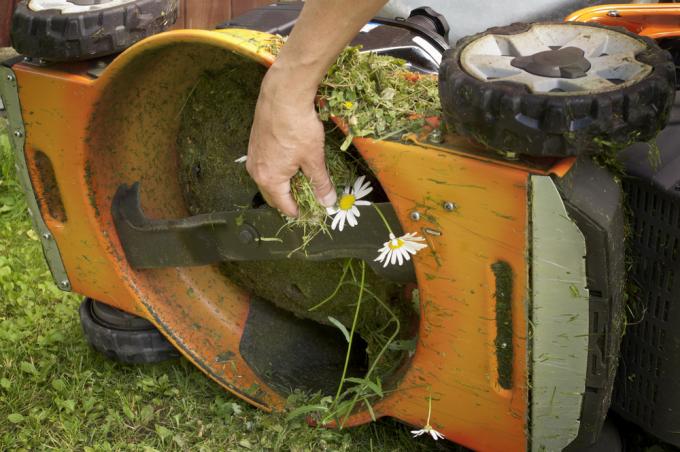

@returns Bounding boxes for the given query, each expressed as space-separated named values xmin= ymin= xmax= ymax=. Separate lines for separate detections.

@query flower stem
xmin=371 ymin=203 xmax=394 ymax=235
xmin=333 ymin=260 xmax=366 ymax=402
xmin=308 ymin=259 xmax=352 ymax=312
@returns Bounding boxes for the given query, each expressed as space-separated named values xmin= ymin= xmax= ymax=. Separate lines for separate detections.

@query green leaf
xmin=51 ymin=379 xmax=66 ymax=392
xmin=327 ymin=316 xmax=350 ymax=343
xmin=155 ymin=424 xmax=172 ymax=441
xmin=286 ymin=404 xmax=328 ymax=422
xmin=122 ymin=405 xmax=134 ymax=421
xmin=19 ymin=361 xmax=38 ymax=375
xmin=7 ymin=413 xmax=24 ymax=424
xmin=363 ymin=398 xmax=376 ymax=422
xmin=0 ymin=378 xmax=10 ymax=390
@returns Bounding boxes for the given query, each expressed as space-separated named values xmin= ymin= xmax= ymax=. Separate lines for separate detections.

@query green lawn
xmin=0 ymin=118 xmax=453 ymax=451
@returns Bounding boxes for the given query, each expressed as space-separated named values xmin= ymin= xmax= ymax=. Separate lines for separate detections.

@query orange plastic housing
xmin=9 ymin=29 xmax=577 ymax=451
xmin=566 ymin=3 xmax=680 ymax=39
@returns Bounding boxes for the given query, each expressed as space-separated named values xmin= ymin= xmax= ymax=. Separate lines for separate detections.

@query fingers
xmin=261 ymin=181 xmax=299 ymax=218
xmin=301 ymin=154 xmax=337 ymax=208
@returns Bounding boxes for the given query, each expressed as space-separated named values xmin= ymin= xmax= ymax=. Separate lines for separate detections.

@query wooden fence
xmin=0 ymin=0 xmax=273 ymax=48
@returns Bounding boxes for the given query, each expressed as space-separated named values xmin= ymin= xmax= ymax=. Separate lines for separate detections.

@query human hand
xmin=246 ymin=66 xmax=337 ymax=218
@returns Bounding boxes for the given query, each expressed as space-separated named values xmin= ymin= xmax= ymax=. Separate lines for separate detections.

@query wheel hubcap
xmin=461 ymin=24 xmax=652 ymax=94
xmin=511 ymin=46 xmax=591 ymax=79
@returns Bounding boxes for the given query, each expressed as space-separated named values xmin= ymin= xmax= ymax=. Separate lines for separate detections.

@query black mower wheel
xmin=439 ymin=22 xmax=676 ymax=157
xmin=79 ymin=298 xmax=179 ymax=364
xmin=11 ymin=0 xmax=178 ymax=62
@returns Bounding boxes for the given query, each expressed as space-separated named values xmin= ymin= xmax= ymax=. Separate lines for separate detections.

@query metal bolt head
xmin=13 ymin=129 xmax=23 ymax=138
xmin=428 ymin=129 xmax=443 ymax=144
xmin=6 ymin=74 xmax=14 ymax=82
xmin=410 ymin=211 xmax=421 ymax=221
xmin=607 ymin=10 xmax=621 ymax=17
xmin=42 ymin=232 xmax=52 ymax=241
xmin=58 ymin=280 xmax=71 ymax=290
xmin=443 ymin=201 xmax=456 ymax=212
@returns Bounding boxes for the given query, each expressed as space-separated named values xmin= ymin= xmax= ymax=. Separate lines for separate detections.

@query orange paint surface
xmin=566 ymin=3 xmax=680 ymax=39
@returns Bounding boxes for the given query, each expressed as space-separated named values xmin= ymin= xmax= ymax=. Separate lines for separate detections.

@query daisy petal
xmin=351 ymin=206 xmax=360 ymax=218
xmin=375 ymin=247 xmax=390 ymax=263
xmin=353 ymin=175 xmax=366 ymax=193
xmin=383 ymin=251 xmax=392 ymax=267
xmin=338 ymin=214 xmax=346 ymax=232
xmin=354 ymin=200 xmax=371 ymax=206
xmin=331 ymin=212 xmax=342 ymax=231
xmin=396 ymin=250 xmax=404 ymax=266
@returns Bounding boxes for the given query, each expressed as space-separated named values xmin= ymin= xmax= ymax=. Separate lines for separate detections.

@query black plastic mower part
xmin=511 ymin=46 xmax=591 ymax=79
xmin=556 ymin=157 xmax=626 ymax=450
xmin=612 ymin=92 xmax=680 ymax=448
xmin=79 ymin=298 xmax=179 ymax=364
xmin=407 ymin=6 xmax=450 ymax=41
xmin=112 ymin=182 xmax=415 ymax=282
xmin=439 ymin=22 xmax=676 ymax=157
xmin=217 ymin=2 xmax=448 ymax=74
xmin=240 ymin=297 xmax=367 ymax=396
xmin=10 ymin=0 xmax=178 ymax=62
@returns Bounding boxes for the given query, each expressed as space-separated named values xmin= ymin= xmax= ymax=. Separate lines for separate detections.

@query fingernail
xmin=320 ymin=191 xmax=337 ymax=208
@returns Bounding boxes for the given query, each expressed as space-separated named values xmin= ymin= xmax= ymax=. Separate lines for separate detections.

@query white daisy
xmin=411 ymin=425 xmax=445 ymax=441
xmin=234 ymin=155 xmax=247 ymax=163
xmin=327 ymin=175 xmax=373 ymax=231
xmin=411 ymin=392 xmax=445 ymax=441
xmin=375 ymin=232 xmax=427 ymax=267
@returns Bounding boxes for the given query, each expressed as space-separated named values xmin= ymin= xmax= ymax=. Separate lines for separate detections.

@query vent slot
xmin=34 ymin=151 xmax=67 ymax=222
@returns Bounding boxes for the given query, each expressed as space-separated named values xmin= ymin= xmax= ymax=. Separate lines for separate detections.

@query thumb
xmin=301 ymin=157 xmax=337 ymax=208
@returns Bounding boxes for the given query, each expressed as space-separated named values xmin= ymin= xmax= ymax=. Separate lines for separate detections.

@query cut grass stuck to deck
xmin=0 ymin=120 xmax=456 ymax=451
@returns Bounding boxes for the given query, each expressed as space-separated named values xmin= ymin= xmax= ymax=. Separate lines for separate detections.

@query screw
xmin=410 ymin=211 xmax=421 ymax=221
xmin=428 ymin=129 xmax=443 ymax=144
xmin=23 ymin=56 xmax=32 ymax=63
xmin=443 ymin=201 xmax=456 ymax=212
xmin=501 ymin=342 xmax=508 ymax=349
xmin=238 ymin=225 xmax=259 ymax=244
xmin=58 ymin=280 xmax=71 ymax=290
xmin=42 ymin=232 xmax=52 ymax=241
xmin=607 ymin=10 xmax=621 ymax=17
xmin=13 ymin=129 xmax=23 ymax=138
xmin=6 ymin=74 xmax=14 ymax=82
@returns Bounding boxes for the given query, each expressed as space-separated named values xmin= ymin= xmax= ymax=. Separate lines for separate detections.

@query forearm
xmin=265 ymin=0 xmax=388 ymax=100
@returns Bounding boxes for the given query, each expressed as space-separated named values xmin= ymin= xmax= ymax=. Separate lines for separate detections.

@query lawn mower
xmin=2 ymin=1 xmax=679 ymax=451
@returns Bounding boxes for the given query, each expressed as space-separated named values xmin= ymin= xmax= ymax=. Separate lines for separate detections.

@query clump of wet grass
xmin=318 ymin=46 xmax=442 ymax=150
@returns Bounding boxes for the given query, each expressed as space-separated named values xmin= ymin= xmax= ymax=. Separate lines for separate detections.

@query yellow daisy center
xmin=343 ymin=101 xmax=354 ymax=109
xmin=339 ymin=194 xmax=356 ymax=210
xmin=388 ymin=239 xmax=405 ymax=250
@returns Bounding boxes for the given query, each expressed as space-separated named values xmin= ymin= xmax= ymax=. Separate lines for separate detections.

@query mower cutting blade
xmin=112 ymin=183 xmax=415 ymax=282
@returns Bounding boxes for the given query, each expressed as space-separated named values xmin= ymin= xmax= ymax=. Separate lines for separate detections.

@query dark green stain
xmin=492 ymin=260 xmax=513 ymax=390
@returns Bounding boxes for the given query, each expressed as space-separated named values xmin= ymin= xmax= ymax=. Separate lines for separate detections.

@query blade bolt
xmin=6 ymin=74 xmax=14 ymax=82
xmin=238 ymin=225 xmax=258 ymax=244
xmin=607 ymin=10 xmax=621 ymax=17
xmin=429 ymin=129 xmax=443 ymax=144
xmin=13 ymin=130 xmax=23 ymax=138
xmin=58 ymin=280 xmax=71 ymax=290
xmin=42 ymin=232 xmax=52 ymax=240
xmin=443 ymin=201 xmax=456 ymax=212
xmin=410 ymin=211 xmax=421 ymax=221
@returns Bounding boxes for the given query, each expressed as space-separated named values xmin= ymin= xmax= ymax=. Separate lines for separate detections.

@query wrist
xmin=263 ymin=58 xmax=323 ymax=103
